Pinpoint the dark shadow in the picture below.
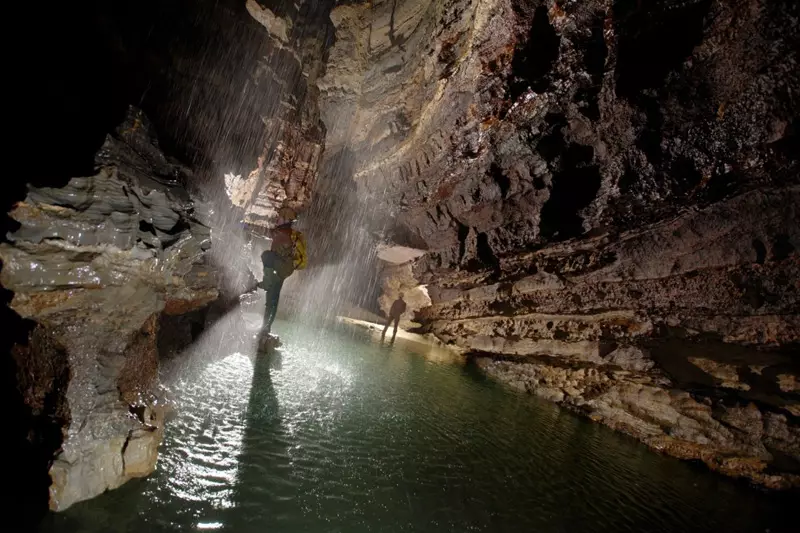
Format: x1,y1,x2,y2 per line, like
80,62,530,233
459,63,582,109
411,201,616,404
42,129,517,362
613,0,712,100
539,144,602,241
226,346,297,528
509,5,560,100
2,291,53,529
647,334,800,420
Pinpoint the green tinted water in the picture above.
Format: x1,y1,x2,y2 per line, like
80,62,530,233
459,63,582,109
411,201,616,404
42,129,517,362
42,317,794,532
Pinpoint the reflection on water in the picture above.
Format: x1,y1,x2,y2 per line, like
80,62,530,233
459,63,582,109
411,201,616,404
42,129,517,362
42,317,795,533
166,353,252,510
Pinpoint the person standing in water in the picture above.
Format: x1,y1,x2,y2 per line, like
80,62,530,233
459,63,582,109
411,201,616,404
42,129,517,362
259,206,307,336
382,293,407,343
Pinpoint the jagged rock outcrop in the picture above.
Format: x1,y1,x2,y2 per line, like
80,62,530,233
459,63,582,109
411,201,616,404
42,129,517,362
56,0,333,230
319,0,800,486
0,108,218,510
223,0,335,227
7,1,339,511
476,337,800,489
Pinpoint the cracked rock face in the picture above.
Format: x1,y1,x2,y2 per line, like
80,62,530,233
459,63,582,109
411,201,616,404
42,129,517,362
0,108,218,510
319,0,800,486
222,0,335,228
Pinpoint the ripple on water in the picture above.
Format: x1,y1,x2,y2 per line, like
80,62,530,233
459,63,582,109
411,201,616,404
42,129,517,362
41,323,796,533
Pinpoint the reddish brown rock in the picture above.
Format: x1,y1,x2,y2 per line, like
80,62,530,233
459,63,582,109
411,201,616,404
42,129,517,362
318,0,799,487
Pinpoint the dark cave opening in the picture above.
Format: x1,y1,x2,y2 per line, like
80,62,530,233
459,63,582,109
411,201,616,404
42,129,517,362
476,232,499,268
753,239,767,265
463,231,500,273
509,5,561,101
635,95,665,165
536,113,568,163
613,0,712,100
539,144,602,241
670,157,704,196
489,163,511,198
617,163,638,194
457,222,470,263
772,234,795,262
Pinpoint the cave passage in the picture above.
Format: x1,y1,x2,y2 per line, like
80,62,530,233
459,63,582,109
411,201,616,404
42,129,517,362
39,305,793,533
6,0,800,527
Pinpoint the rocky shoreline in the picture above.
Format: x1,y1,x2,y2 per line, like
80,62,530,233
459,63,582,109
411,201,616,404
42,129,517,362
475,337,799,489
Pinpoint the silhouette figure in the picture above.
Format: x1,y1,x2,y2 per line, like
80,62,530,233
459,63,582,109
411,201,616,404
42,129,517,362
258,206,307,338
382,293,407,343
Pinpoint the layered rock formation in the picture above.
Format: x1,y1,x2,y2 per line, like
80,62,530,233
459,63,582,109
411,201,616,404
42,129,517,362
223,0,335,227
318,0,800,486
49,0,333,230
5,0,798,515
6,0,340,514
1,109,218,510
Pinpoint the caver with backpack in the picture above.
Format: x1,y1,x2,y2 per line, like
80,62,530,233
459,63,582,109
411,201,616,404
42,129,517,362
258,206,307,335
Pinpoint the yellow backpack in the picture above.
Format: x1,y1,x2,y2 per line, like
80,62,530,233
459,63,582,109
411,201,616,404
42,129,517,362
291,230,307,270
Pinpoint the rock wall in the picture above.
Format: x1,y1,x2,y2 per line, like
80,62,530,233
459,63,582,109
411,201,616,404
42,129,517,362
319,0,800,486
41,0,334,230
0,109,218,511
6,0,340,514
225,0,336,227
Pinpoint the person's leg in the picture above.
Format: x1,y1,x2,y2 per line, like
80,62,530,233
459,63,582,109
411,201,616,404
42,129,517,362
261,294,272,333
262,271,279,332
266,278,284,333
382,317,391,339
391,316,400,342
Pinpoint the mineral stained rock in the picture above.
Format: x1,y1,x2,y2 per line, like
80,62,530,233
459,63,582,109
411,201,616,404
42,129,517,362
224,0,334,228
0,108,218,511
319,0,800,486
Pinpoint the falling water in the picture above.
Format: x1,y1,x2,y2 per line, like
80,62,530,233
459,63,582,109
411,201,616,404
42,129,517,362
281,143,391,328
145,0,339,302
183,0,390,329
162,0,391,329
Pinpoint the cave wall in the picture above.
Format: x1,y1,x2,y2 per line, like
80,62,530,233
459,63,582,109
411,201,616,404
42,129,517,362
5,0,341,515
19,0,333,227
318,0,800,486
4,0,798,514
1,109,219,510
223,0,336,227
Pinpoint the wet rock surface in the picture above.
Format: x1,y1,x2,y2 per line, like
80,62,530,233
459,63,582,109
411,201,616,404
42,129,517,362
319,0,800,486
224,0,335,227
0,108,218,511
5,0,798,517
476,337,800,489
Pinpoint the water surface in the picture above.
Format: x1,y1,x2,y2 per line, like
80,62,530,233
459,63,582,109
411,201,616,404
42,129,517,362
42,315,794,532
